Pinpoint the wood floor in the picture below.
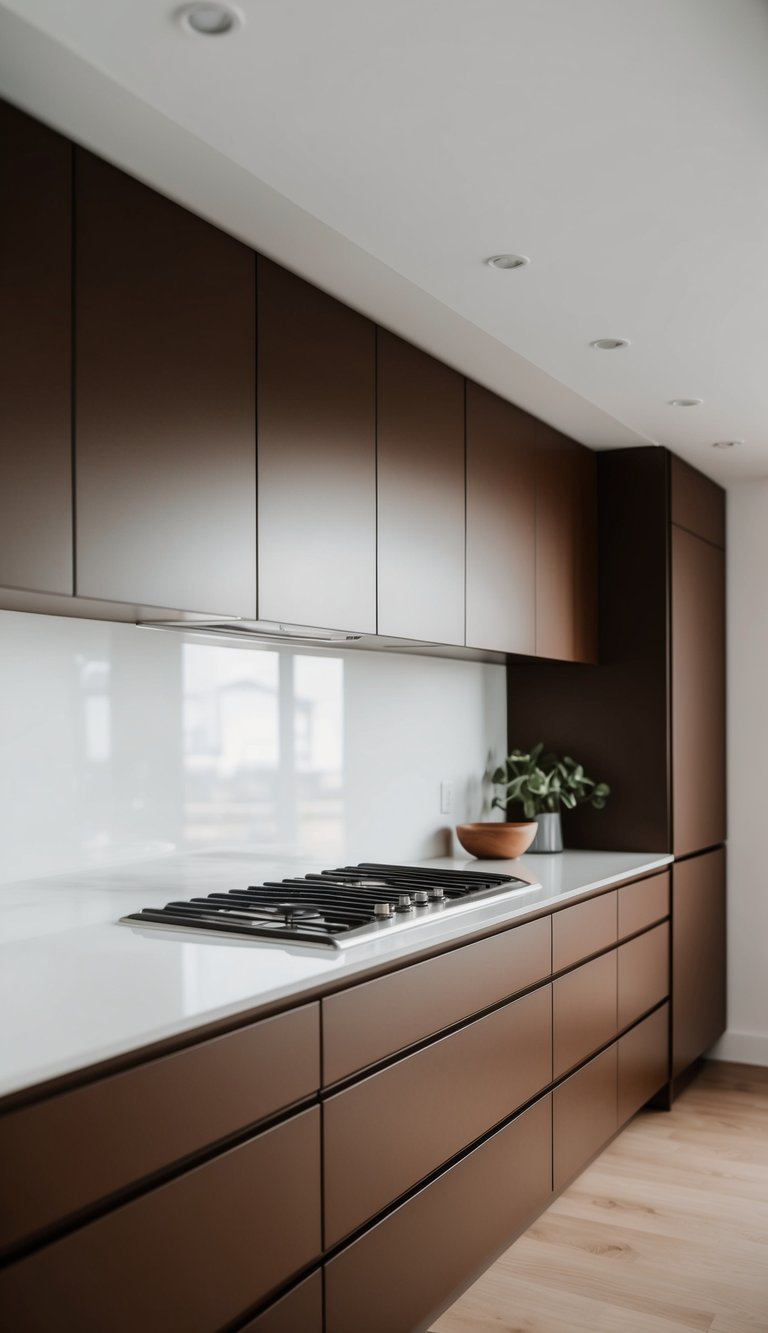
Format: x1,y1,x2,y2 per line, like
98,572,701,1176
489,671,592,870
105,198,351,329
431,1061,768,1333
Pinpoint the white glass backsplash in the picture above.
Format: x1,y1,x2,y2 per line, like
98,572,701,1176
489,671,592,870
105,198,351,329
0,611,506,884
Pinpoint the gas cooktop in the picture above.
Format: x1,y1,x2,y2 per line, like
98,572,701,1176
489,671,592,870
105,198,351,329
122,862,536,948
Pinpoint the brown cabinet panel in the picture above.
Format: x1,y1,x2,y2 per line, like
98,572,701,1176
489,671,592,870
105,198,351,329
257,257,376,632
377,330,465,643
325,1095,552,1333
553,950,617,1079
535,423,598,663
618,871,670,940
465,383,536,653
552,891,617,973
553,1044,617,1192
670,454,725,548
240,1271,322,1333
0,1004,319,1253
324,985,551,1246
0,100,72,595
618,923,669,1031
618,1003,669,1124
75,150,256,614
0,1107,321,1333
322,916,551,1085
672,527,726,856
673,850,727,1077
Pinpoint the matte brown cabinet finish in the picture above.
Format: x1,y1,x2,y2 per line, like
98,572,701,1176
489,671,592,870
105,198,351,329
553,1044,617,1191
552,891,617,973
323,984,551,1246
257,257,376,632
240,1271,323,1333
376,330,465,642
465,383,536,653
670,454,725,548
618,1003,669,1124
0,1003,319,1253
618,871,670,940
0,100,72,595
322,915,551,1085
673,849,727,1077
325,1095,552,1333
535,422,598,663
617,922,669,1031
75,151,256,615
553,949,617,1079
672,525,726,857
0,1107,321,1333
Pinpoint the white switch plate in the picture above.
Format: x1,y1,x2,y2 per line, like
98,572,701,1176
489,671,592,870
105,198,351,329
440,781,454,814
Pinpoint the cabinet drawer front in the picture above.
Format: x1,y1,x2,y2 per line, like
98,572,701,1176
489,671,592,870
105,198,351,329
618,923,669,1031
552,891,617,972
0,1003,319,1253
0,1108,321,1333
325,1096,552,1333
553,1044,618,1192
240,1271,323,1333
324,984,551,1247
618,872,670,939
322,916,551,1085
619,1004,669,1124
553,950,617,1079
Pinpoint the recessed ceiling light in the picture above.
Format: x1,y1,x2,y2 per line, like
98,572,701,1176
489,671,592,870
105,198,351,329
712,439,743,450
590,338,630,350
485,254,530,270
669,398,703,408
176,2,243,35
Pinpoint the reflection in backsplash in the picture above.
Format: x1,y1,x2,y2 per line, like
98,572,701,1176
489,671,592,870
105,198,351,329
0,610,506,885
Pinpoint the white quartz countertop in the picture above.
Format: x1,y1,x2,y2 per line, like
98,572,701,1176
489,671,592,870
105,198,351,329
0,847,672,1102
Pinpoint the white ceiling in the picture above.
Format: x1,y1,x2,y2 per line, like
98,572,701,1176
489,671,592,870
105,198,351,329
2,0,768,482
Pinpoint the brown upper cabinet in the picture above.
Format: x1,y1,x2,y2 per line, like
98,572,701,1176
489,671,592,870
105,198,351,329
74,150,257,615
535,423,598,663
376,331,465,643
0,101,73,596
257,258,376,633
465,383,537,654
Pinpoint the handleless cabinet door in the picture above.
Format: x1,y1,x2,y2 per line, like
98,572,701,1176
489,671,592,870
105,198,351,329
466,383,536,653
377,331,465,643
257,258,376,632
535,422,598,663
75,150,256,615
672,849,726,1076
671,525,726,856
0,100,72,595
553,1043,617,1191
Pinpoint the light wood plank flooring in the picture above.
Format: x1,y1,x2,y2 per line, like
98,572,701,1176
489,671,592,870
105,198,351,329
431,1061,768,1333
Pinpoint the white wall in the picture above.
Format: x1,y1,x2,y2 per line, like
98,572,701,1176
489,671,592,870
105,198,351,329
711,481,768,1066
0,610,506,885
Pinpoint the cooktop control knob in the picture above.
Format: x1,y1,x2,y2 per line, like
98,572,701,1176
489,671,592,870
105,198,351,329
428,886,445,902
374,901,395,919
396,893,414,912
413,890,429,905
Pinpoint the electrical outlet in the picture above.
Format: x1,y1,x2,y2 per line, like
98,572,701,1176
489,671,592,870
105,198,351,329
440,781,454,814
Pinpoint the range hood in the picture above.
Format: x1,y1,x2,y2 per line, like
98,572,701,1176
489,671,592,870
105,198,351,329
137,618,363,645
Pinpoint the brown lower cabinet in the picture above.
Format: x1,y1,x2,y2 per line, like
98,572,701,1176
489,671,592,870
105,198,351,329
672,849,727,1076
325,1095,552,1333
619,1004,669,1124
240,1271,323,1333
0,1108,321,1333
553,1044,618,1192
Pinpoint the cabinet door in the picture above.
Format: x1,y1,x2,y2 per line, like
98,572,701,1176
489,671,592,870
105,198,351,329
0,100,72,595
553,1044,617,1191
465,383,536,653
257,258,376,632
75,150,256,615
671,525,726,856
377,331,465,643
535,423,597,662
672,849,726,1077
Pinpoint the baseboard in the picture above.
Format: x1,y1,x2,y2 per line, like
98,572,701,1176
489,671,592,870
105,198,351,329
709,1030,768,1067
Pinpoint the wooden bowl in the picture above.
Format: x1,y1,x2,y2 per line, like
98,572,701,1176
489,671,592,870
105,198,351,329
455,821,537,860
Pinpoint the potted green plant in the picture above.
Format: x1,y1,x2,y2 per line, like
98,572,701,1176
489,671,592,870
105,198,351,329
491,743,610,852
